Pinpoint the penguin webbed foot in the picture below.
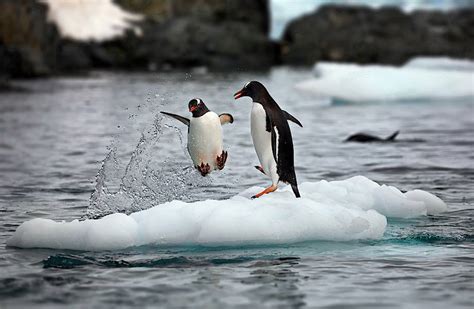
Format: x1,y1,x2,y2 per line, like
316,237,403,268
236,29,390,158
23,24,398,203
216,151,228,170
251,184,277,199
196,162,211,177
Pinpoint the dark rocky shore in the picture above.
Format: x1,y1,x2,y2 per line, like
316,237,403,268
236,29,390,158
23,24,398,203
60,0,274,72
282,5,474,65
1,0,473,83
0,0,273,80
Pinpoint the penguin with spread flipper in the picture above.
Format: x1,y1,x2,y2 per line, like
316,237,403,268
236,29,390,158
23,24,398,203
161,98,233,176
234,81,302,198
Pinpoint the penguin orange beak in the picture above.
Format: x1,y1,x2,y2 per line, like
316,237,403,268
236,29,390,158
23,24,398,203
189,105,197,112
234,89,245,100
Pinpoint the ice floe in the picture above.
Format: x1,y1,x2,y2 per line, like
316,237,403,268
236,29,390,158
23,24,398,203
296,57,474,103
7,176,446,251
42,0,142,41
405,57,474,71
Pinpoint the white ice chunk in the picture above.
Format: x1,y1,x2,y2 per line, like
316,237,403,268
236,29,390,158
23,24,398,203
406,57,474,71
404,189,447,215
42,0,142,41
9,214,138,251
296,58,474,103
7,176,447,251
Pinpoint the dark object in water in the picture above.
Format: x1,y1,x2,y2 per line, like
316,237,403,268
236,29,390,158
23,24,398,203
345,131,399,143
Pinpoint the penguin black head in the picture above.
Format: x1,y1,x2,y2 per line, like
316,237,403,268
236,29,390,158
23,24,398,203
233,81,268,102
188,98,209,117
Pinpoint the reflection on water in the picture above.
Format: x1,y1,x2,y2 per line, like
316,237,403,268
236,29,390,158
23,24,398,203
0,68,473,307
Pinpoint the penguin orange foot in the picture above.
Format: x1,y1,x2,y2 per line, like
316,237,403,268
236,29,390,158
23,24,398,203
216,151,228,170
197,163,211,176
251,184,277,199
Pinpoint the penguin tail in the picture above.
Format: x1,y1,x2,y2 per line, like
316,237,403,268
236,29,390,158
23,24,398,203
291,184,301,198
386,130,399,141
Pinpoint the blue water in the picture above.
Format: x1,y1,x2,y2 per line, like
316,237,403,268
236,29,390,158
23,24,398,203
0,68,473,307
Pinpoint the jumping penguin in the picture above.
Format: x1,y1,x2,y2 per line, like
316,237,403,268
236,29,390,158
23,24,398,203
234,81,302,198
161,98,233,176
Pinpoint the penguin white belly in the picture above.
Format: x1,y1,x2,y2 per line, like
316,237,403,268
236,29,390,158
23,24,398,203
188,112,223,169
251,103,279,185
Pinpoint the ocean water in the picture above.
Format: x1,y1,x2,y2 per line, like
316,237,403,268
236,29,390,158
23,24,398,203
0,68,473,308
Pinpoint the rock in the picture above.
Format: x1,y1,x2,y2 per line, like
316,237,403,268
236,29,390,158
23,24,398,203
281,5,474,66
141,19,273,70
59,0,274,71
117,0,269,33
114,0,274,70
0,0,60,77
1,0,273,75
115,0,171,23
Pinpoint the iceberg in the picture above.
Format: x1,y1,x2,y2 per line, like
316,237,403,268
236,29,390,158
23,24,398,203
295,57,474,103
42,0,142,41
7,176,446,251
405,57,474,71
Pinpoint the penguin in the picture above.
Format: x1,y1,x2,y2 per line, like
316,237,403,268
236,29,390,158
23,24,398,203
345,131,399,143
161,98,233,176
234,81,302,199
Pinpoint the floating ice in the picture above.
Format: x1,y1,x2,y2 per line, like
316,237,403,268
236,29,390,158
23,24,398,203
7,176,447,251
42,0,142,41
405,57,474,72
296,57,474,103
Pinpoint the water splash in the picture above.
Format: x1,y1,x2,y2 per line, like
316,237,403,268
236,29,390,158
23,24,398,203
87,96,211,219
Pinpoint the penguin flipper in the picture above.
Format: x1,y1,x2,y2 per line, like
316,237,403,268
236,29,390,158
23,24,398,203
385,130,399,141
160,111,190,126
270,113,300,198
219,113,234,125
282,110,302,127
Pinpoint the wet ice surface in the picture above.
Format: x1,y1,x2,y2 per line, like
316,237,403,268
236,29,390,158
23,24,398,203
0,68,473,308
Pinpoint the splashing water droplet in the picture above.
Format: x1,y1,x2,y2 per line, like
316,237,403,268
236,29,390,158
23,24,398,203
87,94,211,218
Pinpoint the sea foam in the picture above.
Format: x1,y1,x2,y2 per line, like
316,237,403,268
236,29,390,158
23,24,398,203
296,57,474,103
7,176,446,251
